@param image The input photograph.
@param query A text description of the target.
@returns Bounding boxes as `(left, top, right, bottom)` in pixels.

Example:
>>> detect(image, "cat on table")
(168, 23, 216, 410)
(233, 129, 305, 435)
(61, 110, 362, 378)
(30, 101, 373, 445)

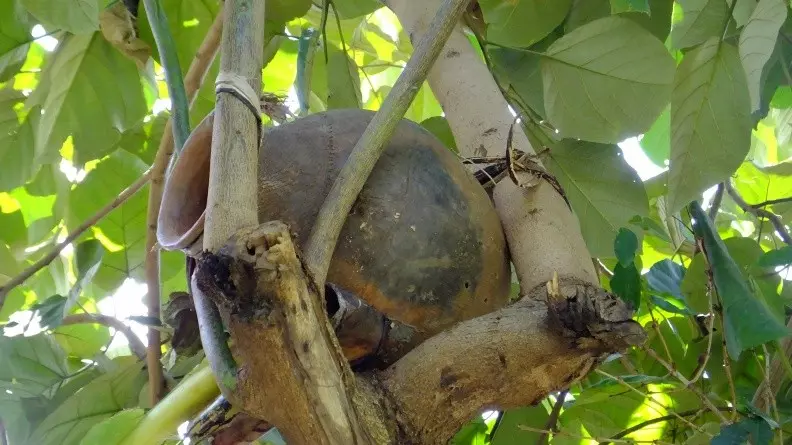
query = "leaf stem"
(303, 0, 474, 286)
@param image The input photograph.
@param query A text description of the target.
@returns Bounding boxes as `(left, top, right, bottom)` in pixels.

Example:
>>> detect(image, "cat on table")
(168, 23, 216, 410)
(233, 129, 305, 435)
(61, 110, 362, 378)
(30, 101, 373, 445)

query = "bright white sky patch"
(31, 24, 58, 52)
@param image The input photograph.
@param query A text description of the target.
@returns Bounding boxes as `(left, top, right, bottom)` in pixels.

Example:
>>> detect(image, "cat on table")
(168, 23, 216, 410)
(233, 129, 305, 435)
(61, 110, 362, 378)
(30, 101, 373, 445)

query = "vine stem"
(303, 0, 474, 286)
(142, 6, 224, 405)
(61, 313, 147, 360)
(0, 169, 152, 308)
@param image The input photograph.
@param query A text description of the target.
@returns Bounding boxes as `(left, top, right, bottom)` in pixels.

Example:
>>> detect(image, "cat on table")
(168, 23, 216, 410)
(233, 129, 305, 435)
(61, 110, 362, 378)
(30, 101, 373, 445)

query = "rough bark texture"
(384, 0, 598, 292)
(193, 222, 371, 444)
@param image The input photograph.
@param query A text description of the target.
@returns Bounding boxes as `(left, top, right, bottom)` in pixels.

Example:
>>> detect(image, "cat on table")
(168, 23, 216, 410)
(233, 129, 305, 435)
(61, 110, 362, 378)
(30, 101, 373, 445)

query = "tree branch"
(751, 197, 792, 209)
(303, 0, 474, 286)
(725, 181, 792, 245)
(143, 6, 224, 405)
(61, 313, 146, 360)
(708, 183, 724, 220)
(538, 390, 567, 445)
(0, 169, 152, 308)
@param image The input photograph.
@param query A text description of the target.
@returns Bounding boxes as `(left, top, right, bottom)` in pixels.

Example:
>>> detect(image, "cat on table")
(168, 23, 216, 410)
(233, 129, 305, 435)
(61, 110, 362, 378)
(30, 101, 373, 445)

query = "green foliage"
(1, 0, 792, 443)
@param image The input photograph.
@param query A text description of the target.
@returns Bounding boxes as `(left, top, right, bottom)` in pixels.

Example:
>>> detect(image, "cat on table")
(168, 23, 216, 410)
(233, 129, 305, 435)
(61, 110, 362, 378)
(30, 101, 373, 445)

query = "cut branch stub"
(191, 221, 370, 445)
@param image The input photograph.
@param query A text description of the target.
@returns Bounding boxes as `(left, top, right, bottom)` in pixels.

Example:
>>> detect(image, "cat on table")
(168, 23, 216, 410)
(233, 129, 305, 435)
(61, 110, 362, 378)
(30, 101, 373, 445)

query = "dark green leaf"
(712, 417, 773, 445)
(75, 239, 104, 284)
(29, 294, 68, 330)
(610, 0, 650, 14)
(420, 116, 458, 152)
(545, 139, 649, 257)
(670, 0, 729, 49)
(650, 294, 695, 315)
(480, 0, 573, 47)
(541, 17, 675, 144)
(614, 228, 639, 267)
(689, 202, 788, 358)
(668, 40, 751, 213)
(610, 262, 642, 309)
(20, 0, 100, 34)
(757, 246, 792, 268)
(0, 333, 69, 399)
(646, 259, 686, 299)
(326, 45, 361, 109)
(79, 408, 144, 445)
(29, 358, 146, 445)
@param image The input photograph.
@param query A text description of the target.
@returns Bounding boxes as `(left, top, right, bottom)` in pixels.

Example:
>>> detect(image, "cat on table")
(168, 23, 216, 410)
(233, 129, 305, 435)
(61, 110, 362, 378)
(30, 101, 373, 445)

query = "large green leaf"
(0, 0, 34, 82)
(68, 150, 149, 291)
(639, 106, 670, 167)
(670, 0, 729, 49)
(739, 0, 787, 111)
(733, 161, 792, 220)
(479, 0, 573, 47)
(0, 333, 69, 400)
(566, 0, 674, 41)
(544, 139, 649, 257)
(326, 45, 361, 109)
(689, 202, 788, 358)
(490, 404, 550, 444)
(21, 0, 101, 35)
(541, 16, 675, 144)
(29, 358, 146, 445)
(332, 0, 382, 19)
(489, 46, 546, 118)
(79, 408, 144, 445)
(55, 322, 111, 359)
(28, 33, 147, 165)
(0, 100, 37, 192)
(667, 39, 751, 213)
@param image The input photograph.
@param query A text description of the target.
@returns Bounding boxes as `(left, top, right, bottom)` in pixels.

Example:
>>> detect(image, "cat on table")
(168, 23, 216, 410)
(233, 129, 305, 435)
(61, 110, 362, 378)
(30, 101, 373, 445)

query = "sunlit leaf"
(739, 0, 786, 111)
(79, 408, 144, 445)
(21, 0, 100, 35)
(420, 116, 457, 152)
(667, 39, 751, 213)
(541, 17, 674, 143)
(639, 106, 670, 167)
(689, 202, 788, 358)
(670, 0, 729, 49)
(545, 139, 649, 257)
(331, 0, 381, 18)
(479, 0, 573, 47)
(490, 405, 550, 444)
(29, 358, 146, 445)
(55, 322, 110, 359)
(28, 33, 147, 165)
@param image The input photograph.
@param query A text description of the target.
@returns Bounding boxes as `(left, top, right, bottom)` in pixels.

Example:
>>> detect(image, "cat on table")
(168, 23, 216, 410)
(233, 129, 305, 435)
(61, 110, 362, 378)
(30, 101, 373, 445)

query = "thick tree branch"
(708, 183, 724, 220)
(725, 181, 792, 245)
(61, 313, 147, 360)
(0, 169, 152, 307)
(303, 0, 474, 286)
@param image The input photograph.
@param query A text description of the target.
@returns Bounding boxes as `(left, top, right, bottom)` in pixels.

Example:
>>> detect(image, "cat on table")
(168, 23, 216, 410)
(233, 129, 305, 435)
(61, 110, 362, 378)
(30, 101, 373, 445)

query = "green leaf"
(331, 0, 381, 19)
(0, 208, 27, 249)
(611, 0, 650, 14)
(667, 39, 751, 213)
(29, 358, 146, 445)
(489, 46, 546, 119)
(639, 106, 670, 167)
(712, 417, 774, 445)
(645, 259, 685, 299)
(490, 405, 550, 444)
(614, 228, 639, 267)
(757, 245, 792, 267)
(75, 239, 104, 284)
(541, 16, 675, 144)
(69, 150, 148, 291)
(0, 0, 35, 82)
(688, 202, 788, 358)
(610, 262, 642, 308)
(54, 323, 111, 359)
(566, 0, 673, 41)
(0, 333, 69, 399)
(21, 0, 100, 34)
(739, 0, 787, 111)
(79, 408, 144, 445)
(420, 116, 458, 152)
(670, 0, 729, 50)
(545, 139, 649, 258)
(28, 33, 147, 165)
(451, 416, 489, 444)
(733, 161, 792, 220)
(0, 102, 37, 192)
(479, 0, 573, 47)
(266, 0, 311, 25)
(29, 294, 68, 330)
(326, 45, 361, 109)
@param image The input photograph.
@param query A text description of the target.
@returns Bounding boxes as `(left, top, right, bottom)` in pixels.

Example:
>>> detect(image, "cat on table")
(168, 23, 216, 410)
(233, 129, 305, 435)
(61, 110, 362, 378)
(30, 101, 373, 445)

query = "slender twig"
(537, 390, 567, 445)
(721, 328, 738, 420)
(709, 183, 724, 220)
(759, 346, 782, 439)
(517, 425, 673, 444)
(725, 181, 792, 245)
(595, 259, 614, 278)
(642, 348, 730, 424)
(688, 287, 714, 385)
(752, 197, 792, 209)
(0, 169, 152, 307)
(595, 369, 707, 434)
(142, 6, 224, 406)
(303, 0, 474, 286)
(61, 313, 146, 360)
(605, 407, 733, 444)
(647, 301, 673, 363)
